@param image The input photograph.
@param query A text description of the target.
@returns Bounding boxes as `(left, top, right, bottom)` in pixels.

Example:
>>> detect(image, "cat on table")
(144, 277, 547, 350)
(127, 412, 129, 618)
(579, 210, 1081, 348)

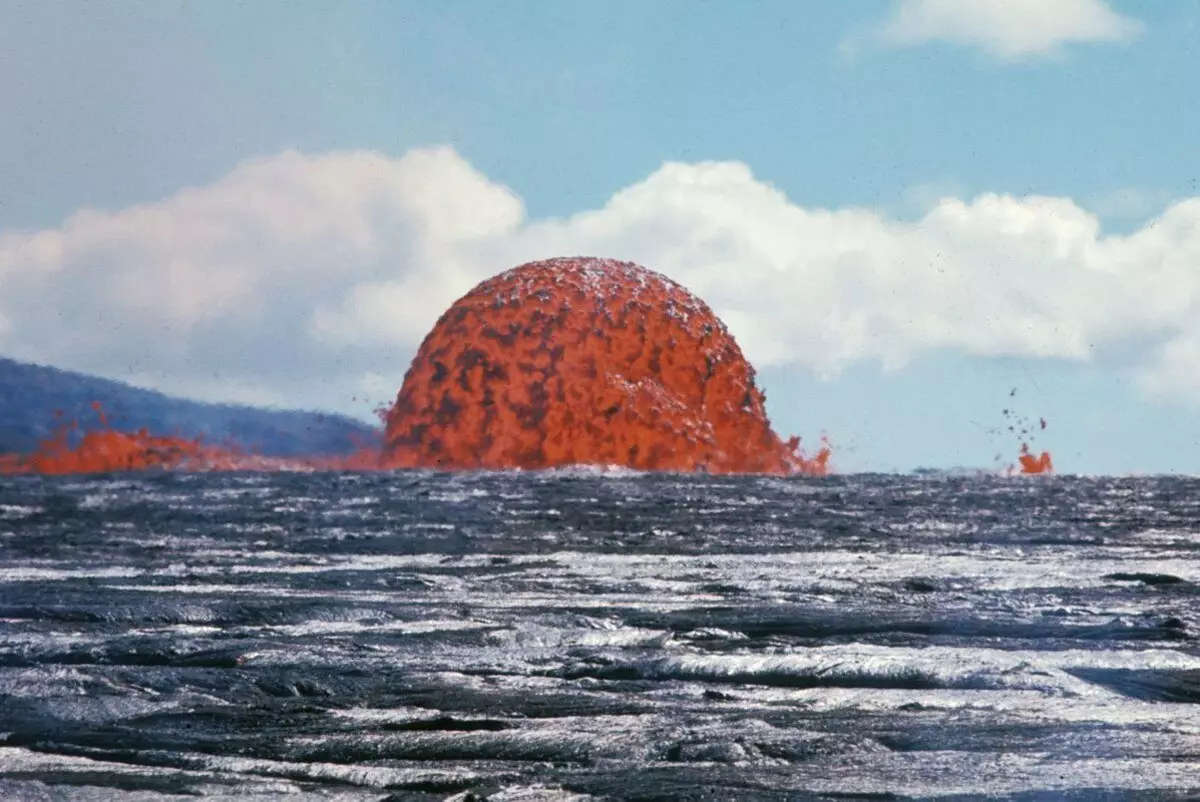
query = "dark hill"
(0, 357, 380, 457)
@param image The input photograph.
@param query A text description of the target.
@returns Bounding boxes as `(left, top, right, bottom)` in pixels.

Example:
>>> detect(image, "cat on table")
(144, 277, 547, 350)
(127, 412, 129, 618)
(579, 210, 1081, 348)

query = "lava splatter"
(1000, 390, 1054, 475)
(1018, 443, 1054, 474)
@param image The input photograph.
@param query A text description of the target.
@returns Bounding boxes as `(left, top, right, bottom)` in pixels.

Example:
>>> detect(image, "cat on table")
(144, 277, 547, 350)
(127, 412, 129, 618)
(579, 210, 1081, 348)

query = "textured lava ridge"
(383, 257, 825, 474)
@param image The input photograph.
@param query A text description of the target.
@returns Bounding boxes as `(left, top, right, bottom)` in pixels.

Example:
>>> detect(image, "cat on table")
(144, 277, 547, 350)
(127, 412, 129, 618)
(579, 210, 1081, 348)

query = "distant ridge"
(911, 466, 994, 477)
(0, 357, 380, 457)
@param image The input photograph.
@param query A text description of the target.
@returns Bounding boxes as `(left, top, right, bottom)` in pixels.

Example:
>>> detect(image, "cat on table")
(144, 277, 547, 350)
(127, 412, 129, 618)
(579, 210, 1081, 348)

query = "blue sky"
(2, 0, 1199, 473)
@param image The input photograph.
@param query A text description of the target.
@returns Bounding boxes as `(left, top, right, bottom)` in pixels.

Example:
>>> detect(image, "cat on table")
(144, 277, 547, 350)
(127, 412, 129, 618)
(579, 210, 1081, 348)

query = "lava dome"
(383, 257, 826, 474)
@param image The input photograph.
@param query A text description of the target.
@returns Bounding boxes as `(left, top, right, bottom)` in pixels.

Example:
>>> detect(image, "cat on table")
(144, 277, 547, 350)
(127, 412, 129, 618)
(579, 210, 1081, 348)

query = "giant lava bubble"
(0, 257, 829, 476)
(0, 257, 1056, 476)
(382, 257, 829, 475)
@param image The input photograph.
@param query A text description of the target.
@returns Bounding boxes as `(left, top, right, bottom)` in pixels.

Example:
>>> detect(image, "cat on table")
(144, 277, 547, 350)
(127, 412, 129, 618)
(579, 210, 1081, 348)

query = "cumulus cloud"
(877, 0, 1142, 59)
(2, 146, 1200, 415)
(0, 147, 522, 412)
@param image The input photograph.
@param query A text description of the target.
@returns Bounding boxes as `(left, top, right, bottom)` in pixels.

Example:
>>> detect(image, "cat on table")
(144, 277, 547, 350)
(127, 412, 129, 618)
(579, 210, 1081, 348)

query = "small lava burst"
(1018, 443, 1054, 475)
(999, 398, 1054, 475)
(382, 257, 828, 475)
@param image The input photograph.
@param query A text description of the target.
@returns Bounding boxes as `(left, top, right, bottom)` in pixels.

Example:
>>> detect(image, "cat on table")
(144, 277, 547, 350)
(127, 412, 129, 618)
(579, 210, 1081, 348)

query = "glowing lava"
(0, 402, 380, 475)
(1000, 399, 1054, 474)
(1018, 444, 1054, 474)
(0, 403, 259, 475)
(382, 257, 827, 475)
(0, 258, 829, 477)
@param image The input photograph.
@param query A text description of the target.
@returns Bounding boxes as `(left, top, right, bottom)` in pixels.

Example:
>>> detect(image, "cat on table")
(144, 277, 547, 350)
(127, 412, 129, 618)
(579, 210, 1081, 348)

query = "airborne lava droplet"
(382, 257, 828, 474)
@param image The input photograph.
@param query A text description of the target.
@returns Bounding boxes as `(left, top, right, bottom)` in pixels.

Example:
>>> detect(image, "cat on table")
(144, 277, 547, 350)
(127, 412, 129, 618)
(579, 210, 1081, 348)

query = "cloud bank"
(0, 146, 1197, 415)
(878, 0, 1142, 59)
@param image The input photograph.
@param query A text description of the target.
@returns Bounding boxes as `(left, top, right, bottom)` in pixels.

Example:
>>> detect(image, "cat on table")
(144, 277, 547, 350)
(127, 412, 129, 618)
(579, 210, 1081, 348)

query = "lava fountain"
(0, 257, 830, 476)
(382, 257, 828, 475)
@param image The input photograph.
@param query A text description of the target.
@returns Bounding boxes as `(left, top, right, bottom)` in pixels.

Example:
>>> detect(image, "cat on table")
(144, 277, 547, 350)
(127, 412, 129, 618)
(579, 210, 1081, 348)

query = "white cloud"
(4, 146, 1200, 415)
(878, 0, 1142, 59)
(0, 146, 522, 413)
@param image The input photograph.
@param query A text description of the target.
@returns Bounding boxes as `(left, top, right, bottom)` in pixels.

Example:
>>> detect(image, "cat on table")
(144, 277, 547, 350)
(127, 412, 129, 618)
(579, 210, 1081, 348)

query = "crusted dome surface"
(383, 257, 820, 474)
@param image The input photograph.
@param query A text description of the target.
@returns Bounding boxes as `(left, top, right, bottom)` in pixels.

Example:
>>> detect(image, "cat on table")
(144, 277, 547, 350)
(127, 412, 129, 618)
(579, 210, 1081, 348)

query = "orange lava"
(0, 258, 830, 477)
(1018, 444, 1054, 474)
(0, 403, 383, 476)
(383, 257, 827, 475)
(999, 397, 1054, 475)
(3, 410, 242, 476)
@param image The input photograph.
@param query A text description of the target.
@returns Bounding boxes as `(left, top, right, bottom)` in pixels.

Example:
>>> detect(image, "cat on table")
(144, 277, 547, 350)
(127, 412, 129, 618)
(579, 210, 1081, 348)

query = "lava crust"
(383, 257, 826, 474)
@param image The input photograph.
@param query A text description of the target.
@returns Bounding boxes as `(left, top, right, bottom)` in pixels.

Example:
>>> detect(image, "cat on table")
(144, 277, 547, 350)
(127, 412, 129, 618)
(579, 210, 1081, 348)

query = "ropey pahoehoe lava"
(382, 257, 828, 474)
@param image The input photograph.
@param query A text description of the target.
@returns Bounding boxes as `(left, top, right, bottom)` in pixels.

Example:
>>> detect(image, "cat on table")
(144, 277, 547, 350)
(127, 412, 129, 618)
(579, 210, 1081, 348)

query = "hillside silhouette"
(0, 357, 379, 458)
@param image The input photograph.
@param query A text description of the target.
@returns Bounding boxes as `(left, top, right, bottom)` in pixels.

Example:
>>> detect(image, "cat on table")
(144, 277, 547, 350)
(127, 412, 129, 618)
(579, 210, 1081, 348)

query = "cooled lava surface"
(383, 257, 827, 475)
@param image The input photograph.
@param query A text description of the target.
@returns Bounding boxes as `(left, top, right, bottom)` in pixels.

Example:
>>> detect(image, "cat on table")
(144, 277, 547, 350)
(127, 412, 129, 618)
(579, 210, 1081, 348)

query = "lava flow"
(0, 410, 388, 476)
(0, 403, 281, 475)
(0, 257, 830, 477)
(382, 257, 827, 475)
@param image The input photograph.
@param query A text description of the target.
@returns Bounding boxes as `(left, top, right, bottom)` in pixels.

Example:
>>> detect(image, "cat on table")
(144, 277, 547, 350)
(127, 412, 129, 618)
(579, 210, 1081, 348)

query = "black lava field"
(0, 471, 1197, 800)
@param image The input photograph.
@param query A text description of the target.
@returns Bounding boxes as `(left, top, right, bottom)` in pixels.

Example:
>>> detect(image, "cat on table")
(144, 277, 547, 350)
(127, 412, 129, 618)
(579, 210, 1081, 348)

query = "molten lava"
(1018, 444, 1054, 474)
(2, 403, 249, 475)
(1000, 398, 1054, 475)
(0, 402, 382, 475)
(0, 258, 830, 477)
(382, 257, 827, 475)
